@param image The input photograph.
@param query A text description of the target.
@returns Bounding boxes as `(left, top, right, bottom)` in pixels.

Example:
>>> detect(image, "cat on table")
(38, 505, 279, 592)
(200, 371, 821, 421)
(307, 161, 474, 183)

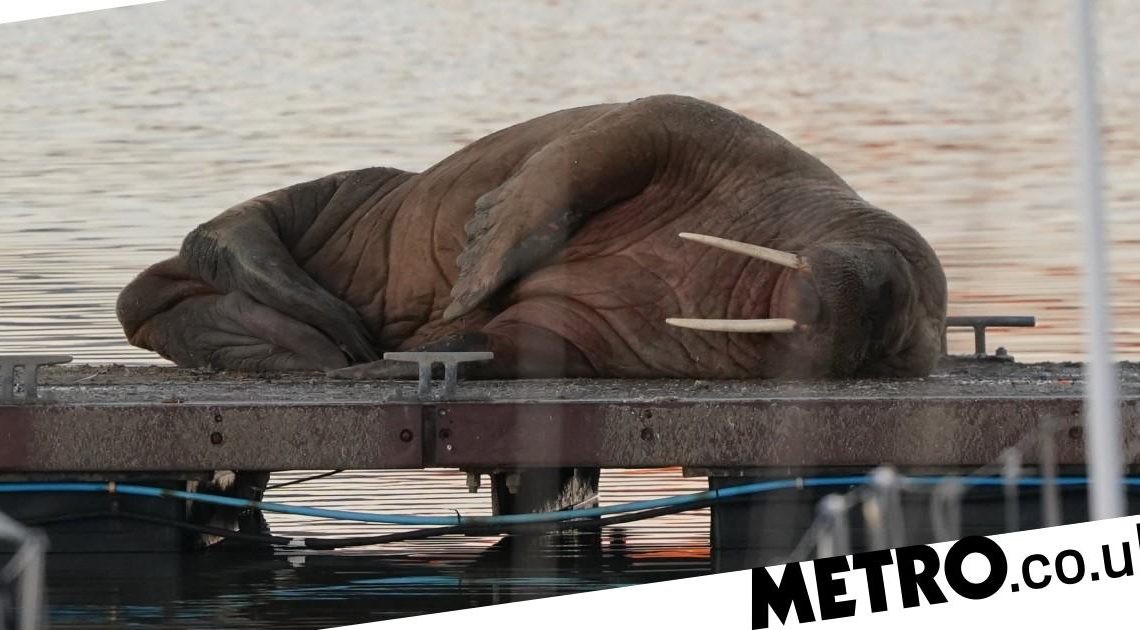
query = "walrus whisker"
(664, 318, 799, 333)
(678, 232, 808, 271)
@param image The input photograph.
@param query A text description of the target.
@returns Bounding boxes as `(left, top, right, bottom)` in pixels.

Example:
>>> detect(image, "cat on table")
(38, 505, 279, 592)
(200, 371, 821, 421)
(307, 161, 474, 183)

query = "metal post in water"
(931, 478, 964, 542)
(1001, 448, 1022, 532)
(0, 511, 47, 630)
(1072, 0, 1124, 520)
(1040, 416, 1063, 527)
(864, 467, 905, 550)
(17, 533, 47, 630)
(815, 494, 851, 558)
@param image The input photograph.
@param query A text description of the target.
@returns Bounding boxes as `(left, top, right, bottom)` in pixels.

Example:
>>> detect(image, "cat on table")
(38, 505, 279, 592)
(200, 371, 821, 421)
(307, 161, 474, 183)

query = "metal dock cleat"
(381, 351, 494, 400)
(942, 315, 1036, 361)
(0, 355, 73, 404)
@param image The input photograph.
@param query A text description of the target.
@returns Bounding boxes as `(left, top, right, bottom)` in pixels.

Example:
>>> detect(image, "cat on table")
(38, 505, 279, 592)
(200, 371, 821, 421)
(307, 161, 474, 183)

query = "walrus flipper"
(443, 103, 664, 321)
(178, 172, 407, 364)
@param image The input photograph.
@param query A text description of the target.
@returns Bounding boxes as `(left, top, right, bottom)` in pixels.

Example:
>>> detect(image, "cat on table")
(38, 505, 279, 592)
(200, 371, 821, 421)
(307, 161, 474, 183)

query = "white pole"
(1072, 0, 1123, 520)
(0, 511, 47, 630)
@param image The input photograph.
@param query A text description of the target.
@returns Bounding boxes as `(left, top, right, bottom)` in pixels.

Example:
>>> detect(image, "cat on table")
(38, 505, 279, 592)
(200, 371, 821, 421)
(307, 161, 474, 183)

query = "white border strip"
(0, 1, 165, 25)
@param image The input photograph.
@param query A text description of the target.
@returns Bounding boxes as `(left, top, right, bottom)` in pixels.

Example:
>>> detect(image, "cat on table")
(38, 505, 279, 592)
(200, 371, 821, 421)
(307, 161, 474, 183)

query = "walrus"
(116, 95, 947, 379)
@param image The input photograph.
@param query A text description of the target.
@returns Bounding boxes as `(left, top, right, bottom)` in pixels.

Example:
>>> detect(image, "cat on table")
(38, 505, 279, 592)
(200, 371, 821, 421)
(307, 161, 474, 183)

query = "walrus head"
(666, 232, 945, 378)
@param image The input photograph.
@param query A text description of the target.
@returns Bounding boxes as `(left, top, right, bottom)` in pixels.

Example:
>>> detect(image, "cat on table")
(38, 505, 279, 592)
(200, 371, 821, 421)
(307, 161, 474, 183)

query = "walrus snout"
(795, 242, 929, 376)
(783, 272, 823, 327)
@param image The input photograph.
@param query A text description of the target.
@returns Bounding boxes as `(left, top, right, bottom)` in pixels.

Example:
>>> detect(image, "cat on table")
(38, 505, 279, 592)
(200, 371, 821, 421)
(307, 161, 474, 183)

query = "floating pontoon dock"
(2, 360, 1138, 473)
(4, 351, 1140, 565)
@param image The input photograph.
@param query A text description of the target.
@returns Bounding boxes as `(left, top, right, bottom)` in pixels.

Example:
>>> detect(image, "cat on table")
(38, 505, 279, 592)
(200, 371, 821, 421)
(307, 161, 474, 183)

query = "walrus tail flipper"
(118, 257, 348, 371)
(178, 170, 407, 364)
(444, 103, 665, 321)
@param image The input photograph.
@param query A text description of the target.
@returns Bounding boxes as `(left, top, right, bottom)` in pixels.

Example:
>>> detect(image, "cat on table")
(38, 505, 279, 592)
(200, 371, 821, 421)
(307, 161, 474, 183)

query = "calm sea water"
(2, 0, 1139, 627)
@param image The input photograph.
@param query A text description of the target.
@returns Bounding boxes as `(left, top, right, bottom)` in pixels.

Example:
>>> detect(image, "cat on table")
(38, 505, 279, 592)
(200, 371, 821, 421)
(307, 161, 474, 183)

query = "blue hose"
(0, 475, 1137, 527)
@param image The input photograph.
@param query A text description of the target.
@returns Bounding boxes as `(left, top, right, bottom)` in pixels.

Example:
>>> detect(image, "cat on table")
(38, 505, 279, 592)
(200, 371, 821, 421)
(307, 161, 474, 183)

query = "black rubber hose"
(21, 511, 292, 547)
(17, 496, 723, 550)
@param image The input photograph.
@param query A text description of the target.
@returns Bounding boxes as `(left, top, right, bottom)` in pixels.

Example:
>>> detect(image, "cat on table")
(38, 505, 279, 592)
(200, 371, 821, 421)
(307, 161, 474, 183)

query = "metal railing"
(0, 510, 46, 630)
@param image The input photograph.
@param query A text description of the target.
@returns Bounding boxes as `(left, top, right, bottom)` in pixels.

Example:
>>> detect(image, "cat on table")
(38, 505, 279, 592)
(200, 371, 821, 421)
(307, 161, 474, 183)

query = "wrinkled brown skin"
(117, 95, 947, 379)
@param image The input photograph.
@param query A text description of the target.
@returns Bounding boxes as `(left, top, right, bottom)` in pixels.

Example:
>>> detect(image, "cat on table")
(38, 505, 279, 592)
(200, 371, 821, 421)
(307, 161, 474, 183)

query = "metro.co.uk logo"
(751, 523, 1140, 628)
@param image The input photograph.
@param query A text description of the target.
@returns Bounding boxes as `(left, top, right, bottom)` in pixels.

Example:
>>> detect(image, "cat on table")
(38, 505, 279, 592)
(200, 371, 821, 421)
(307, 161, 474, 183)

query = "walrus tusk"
(678, 232, 809, 271)
(665, 318, 799, 333)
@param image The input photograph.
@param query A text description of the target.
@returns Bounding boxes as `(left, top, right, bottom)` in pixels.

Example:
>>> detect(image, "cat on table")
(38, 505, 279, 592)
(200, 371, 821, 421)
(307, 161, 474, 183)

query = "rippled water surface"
(2, 0, 1139, 628)
(42, 469, 713, 629)
(3, 0, 1140, 363)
